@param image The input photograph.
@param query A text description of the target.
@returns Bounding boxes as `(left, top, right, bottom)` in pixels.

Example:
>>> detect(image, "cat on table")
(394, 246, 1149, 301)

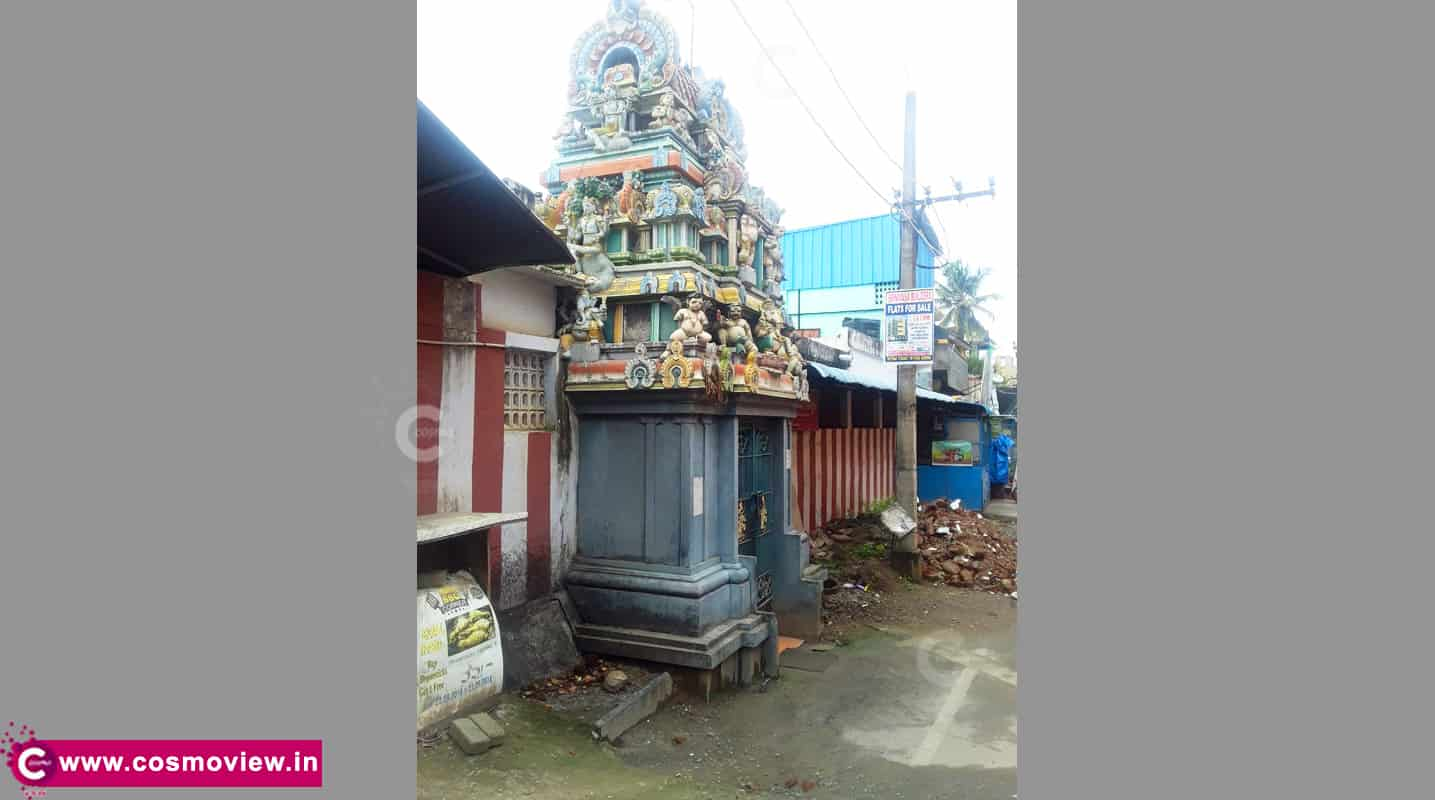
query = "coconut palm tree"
(935, 260, 999, 348)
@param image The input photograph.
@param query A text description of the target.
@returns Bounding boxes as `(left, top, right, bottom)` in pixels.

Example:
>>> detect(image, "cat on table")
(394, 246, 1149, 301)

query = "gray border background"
(1021, 0, 1430, 797)
(1, 1, 415, 798)
(2, 0, 1431, 798)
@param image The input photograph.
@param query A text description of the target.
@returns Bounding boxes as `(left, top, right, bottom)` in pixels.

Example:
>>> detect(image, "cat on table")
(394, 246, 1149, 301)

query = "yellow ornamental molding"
(601, 270, 707, 299)
(612, 276, 644, 295)
(659, 353, 694, 388)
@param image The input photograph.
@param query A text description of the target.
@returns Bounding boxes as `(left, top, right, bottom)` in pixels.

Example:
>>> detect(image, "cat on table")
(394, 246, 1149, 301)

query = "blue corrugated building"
(781, 213, 939, 337)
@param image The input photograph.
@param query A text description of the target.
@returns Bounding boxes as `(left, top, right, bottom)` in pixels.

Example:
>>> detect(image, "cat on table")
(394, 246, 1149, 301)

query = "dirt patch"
(808, 504, 1017, 642)
(821, 578, 1016, 644)
(520, 654, 663, 726)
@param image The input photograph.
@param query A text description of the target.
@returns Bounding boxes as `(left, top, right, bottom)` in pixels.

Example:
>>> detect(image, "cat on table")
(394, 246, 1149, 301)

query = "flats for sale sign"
(882, 288, 936, 364)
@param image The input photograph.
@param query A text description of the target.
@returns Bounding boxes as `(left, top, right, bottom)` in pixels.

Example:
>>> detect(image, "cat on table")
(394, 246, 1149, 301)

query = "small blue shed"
(916, 399, 991, 512)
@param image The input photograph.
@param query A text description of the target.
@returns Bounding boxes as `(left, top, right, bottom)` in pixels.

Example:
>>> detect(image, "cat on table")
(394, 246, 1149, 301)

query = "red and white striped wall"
(417, 270, 574, 611)
(792, 428, 896, 531)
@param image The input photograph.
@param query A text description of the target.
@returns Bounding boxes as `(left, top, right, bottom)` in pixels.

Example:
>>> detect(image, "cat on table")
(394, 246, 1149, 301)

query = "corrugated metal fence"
(793, 428, 895, 531)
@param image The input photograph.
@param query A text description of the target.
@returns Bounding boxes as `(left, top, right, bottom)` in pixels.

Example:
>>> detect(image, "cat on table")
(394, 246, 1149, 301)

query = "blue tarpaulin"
(989, 434, 1014, 485)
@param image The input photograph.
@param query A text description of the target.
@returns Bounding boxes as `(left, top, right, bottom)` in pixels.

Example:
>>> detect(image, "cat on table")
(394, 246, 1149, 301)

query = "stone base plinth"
(572, 611, 775, 671)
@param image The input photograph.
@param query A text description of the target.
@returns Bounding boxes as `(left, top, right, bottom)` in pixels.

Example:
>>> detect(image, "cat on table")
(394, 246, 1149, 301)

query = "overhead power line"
(781, 0, 903, 172)
(891, 203, 945, 260)
(927, 189, 952, 240)
(724, 0, 892, 211)
(899, 177, 998, 261)
(725, 1, 978, 264)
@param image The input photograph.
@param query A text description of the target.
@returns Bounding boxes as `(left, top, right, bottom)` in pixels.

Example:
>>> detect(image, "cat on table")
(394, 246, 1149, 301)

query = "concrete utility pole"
(891, 91, 922, 580)
(886, 95, 994, 578)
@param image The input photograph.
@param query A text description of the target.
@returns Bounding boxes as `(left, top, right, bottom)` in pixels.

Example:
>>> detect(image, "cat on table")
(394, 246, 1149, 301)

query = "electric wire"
(724, 0, 892, 212)
(780, 0, 903, 172)
(726, 1, 949, 272)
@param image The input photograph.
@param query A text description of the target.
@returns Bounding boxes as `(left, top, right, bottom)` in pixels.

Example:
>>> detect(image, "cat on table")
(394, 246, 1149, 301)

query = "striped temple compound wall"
(417, 270, 576, 611)
(792, 428, 895, 532)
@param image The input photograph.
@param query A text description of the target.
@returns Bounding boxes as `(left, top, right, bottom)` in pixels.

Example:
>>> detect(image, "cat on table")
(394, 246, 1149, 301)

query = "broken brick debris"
(808, 498, 1017, 595)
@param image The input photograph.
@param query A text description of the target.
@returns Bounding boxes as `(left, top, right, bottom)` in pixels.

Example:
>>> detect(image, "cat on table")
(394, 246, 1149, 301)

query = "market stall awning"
(806, 362, 988, 415)
(418, 100, 573, 277)
(417, 511, 529, 546)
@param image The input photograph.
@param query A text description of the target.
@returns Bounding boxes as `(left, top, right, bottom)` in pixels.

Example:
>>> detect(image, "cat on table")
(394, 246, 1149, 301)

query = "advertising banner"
(417, 581, 503, 732)
(932, 440, 975, 465)
(882, 288, 936, 364)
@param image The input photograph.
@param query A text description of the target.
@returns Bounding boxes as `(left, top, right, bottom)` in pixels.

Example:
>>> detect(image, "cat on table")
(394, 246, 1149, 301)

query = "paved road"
(617, 588, 1016, 798)
(418, 588, 1016, 800)
(984, 499, 1018, 522)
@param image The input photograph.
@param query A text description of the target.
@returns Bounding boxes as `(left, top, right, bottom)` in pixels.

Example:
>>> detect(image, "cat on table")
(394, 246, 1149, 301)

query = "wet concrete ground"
(418, 586, 1015, 799)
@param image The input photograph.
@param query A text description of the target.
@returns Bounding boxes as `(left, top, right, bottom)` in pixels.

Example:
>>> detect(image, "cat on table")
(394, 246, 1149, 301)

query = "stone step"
(593, 672, 673, 743)
(801, 563, 828, 584)
(449, 714, 504, 756)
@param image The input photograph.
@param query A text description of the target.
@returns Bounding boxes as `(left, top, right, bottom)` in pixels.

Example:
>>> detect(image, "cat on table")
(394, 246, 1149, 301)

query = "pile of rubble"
(914, 499, 1017, 595)
(807, 499, 1017, 597)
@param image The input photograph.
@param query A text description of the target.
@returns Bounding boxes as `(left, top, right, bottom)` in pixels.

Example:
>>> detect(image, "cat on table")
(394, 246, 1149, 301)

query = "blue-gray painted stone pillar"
(563, 392, 800, 670)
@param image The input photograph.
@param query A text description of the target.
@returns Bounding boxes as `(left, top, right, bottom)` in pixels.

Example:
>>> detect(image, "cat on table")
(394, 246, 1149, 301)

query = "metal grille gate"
(738, 421, 775, 609)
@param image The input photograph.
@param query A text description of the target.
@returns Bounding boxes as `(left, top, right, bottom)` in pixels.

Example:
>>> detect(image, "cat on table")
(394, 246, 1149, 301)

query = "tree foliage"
(935, 260, 999, 347)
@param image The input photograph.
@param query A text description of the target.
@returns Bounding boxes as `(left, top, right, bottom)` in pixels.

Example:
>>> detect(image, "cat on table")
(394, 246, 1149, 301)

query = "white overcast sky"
(418, 0, 1016, 353)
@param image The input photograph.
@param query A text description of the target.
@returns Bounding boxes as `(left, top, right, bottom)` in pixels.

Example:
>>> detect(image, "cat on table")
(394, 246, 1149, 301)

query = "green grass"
(851, 541, 887, 560)
(861, 496, 896, 516)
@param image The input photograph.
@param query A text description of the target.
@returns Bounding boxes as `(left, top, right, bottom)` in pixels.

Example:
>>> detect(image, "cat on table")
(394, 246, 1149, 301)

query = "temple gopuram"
(528, 0, 824, 690)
